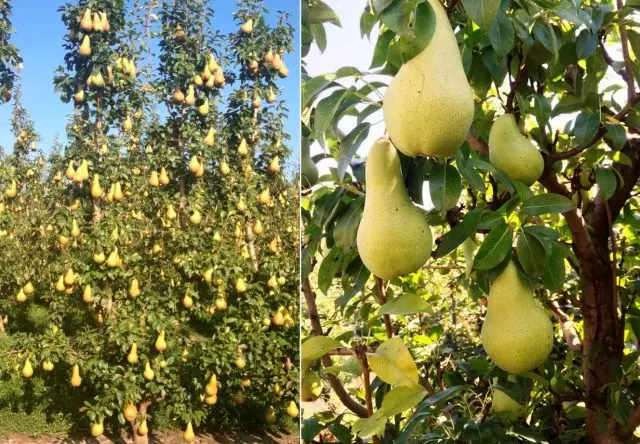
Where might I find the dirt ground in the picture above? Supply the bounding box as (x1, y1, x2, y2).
(0, 429, 299, 444)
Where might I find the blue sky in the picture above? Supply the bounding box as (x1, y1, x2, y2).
(0, 0, 300, 162)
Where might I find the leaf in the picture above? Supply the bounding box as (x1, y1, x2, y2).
(301, 417, 323, 442)
(474, 223, 513, 270)
(489, 10, 515, 57)
(333, 199, 363, 251)
(516, 232, 547, 277)
(307, 0, 341, 26)
(540, 243, 566, 292)
(429, 164, 463, 211)
(521, 194, 575, 217)
(434, 222, 468, 259)
(367, 337, 419, 387)
(455, 150, 486, 193)
(324, 355, 362, 377)
(380, 0, 408, 35)
(380, 293, 432, 315)
(370, 29, 395, 69)
(462, 0, 501, 30)
(605, 123, 627, 150)
(576, 30, 598, 59)
(318, 247, 341, 294)
(404, 2, 436, 61)
(512, 180, 533, 202)
(595, 167, 617, 199)
(574, 111, 600, 146)
(301, 336, 342, 363)
(338, 123, 370, 181)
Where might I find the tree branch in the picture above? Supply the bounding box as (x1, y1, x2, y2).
(616, 0, 636, 102)
(375, 277, 393, 339)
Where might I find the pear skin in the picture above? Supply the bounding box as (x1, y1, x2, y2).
(383, 0, 473, 158)
(356, 138, 433, 280)
(488, 114, 544, 186)
(480, 261, 553, 374)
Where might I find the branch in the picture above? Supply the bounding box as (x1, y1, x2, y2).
(446, 0, 460, 16)
(616, 0, 636, 102)
(545, 300, 582, 351)
(302, 277, 368, 418)
(375, 277, 393, 339)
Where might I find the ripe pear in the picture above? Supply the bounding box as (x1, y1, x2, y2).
(91, 175, 103, 199)
(92, 12, 104, 31)
(159, 167, 170, 185)
(266, 88, 276, 103)
(70, 364, 82, 387)
(113, 182, 123, 201)
(236, 278, 247, 293)
(356, 138, 433, 280)
(214, 298, 227, 310)
(268, 156, 280, 174)
(214, 71, 225, 87)
(197, 98, 209, 116)
(205, 374, 218, 395)
(204, 127, 215, 146)
(488, 114, 544, 186)
(124, 403, 138, 421)
(55, 276, 66, 292)
(383, 0, 473, 158)
(236, 356, 246, 369)
(22, 358, 33, 378)
(271, 311, 284, 326)
(127, 343, 139, 364)
(155, 330, 167, 352)
(101, 13, 110, 31)
(240, 18, 253, 33)
(64, 269, 76, 286)
(278, 64, 289, 78)
(237, 138, 249, 156)
(185, 85, 196, 105)
(5, 180, 17, 198)
(253, 219, 264, 235)
(42, 360, 54, 371)
(82, 285, 94, 303)
(257, 189, 271, 205)
(79, 35, 92, 56)
(23, 282, 34, 296)
(93, 251, 105, 264)
(204, 394, 217, 405)
(143, 362, 155, 380)
(166, 205, 177, 220)
(71, 220, 81, 238)
(80, 8, 93, 31)
(90, 421, 103, 437)
(73, 87, 85, 103)
(492, 382, 525, 419)
(189, 156, 202, 174)
(148, 171, 159, 187)
(203, 268, 214, 283)
(480, 261, 553, 374)
(264, 406, 277, 424)
(183, 422, 195, 443)
(173, 87, 185, 104)
(286, 401, 299, 418)
(107, 249, 120, 268)
(220, 161, 230, 175)
(264, 49, 275, 64)
(301, 138, 318, 187)
(236, 197, 246, 213)
(267, 275, 278, 288)
(129, 279, 141, 299)
(182, 294, 194, 308)
(302, 372, 323, 401)
(137, 417, 148, 436)
(190, 210, 202, 225)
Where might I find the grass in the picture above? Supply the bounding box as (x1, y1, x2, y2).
(0, 409, 71, 438)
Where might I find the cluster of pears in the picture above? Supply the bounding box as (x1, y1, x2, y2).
(357, 138, 433, 280)
(263, 48, 289, 78)
(148, 167, 170, 187)
(201, 372, 218, 405)
(65, 159, 90, 183)
(55, 268, 77, 294)
(270, 306, 294, 328)
(172, 53, 223, 115)
(480, 261, 553, 374)
(77, 9, 110, 57)
(15, 281, 34, 303)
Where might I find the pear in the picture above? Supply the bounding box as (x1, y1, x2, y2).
(252, 95, 261, 109)
(302, 372, 323, 401)
(101, 12, 110, 31)
(42, 360, 54, 371)
(233, 392, 246, 405)
(205, 373, 218, 396)
(189, 156, 202, 174)
(123, 404, 137, 421)
(173, 87, 185, 104)
(129, 279, 141, 298)
(182, 294, 194, 308)
(204, 394, 217, 405)
(257, 189, 271, 205)
(278, 64, 289, 78)
(159, 167, 170, 185)
(82, 285, 94, 303)
(197, 98, 209, 116)
(272, 53, 283, 70)
(214, 298, 227, 310)
(220, 162, 230, 175)
(23, 282, 34, 296)
(185, 85, 196, 105)
(271, 311, 284, 326)
(237, 138, 249, 156)
(166, 205, 177, 220)
(236, 278, 247, 293)
(137, 417, 148, 436)
(253, 219, 264, 235)
(143, 362, 155, 380)
(263, 49, 275, 64)
(267, 275, 278, 288)
(204, 127, 215, 146)
(356, 138, 433, 280)
(93, 251, 105, 264)
(123, 116, 133, 132)
(480, 261, 553, 374)
(90, 421, 103, 437)
(71, 220, 81, 238)
(70, 364, 82, 387)
(91, 174, 103, 199)
(80, 8, 93, 31)
(173, 25, 186, 40)
(22, 358, 33, 378)
(492, 378, 526, 419)
(268, 238, 278, 254)
(79, 35, 92, 56)
(107, 249, 120, 268)
(190, 210, 202, 225)
(286, 400, 299, 418)
(65, 161, 76, 180)
(266, 88, 276, 103)
(235, 355, 246, 369)
(55, 276, 66, 292)
(113, 182, 123, 201)
(155, 330, 167, 352)
(268, 156, 280, 174)
(203, 268, 214, 283)
(183, 422, 195, 443)
(73, 87, 85, 103)
(15, 289, 26, 302)
(240, 18, 254, 33)
(382, 0, 473, 158)
(214, 71, 225, 87)
(264, 406, 277, 424)
(92, 12, 104, 31)
(127, 343, 139, 364)
(5, 180, 17, 198)
(301, 138, 318, 187)
(64, 269, 76, 286)
(489, 114, 544, 186)
(148, 171, 159, 187)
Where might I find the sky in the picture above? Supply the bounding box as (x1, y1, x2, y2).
(0, 0, 300, 162)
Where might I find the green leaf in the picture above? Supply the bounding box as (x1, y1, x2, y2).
(489, 10, 515, 57)
(512, 180, 534, 202)
(429, 164, 463, 211)
(324, 355, 362, 376)
(404, 2, 436, 61)
(301, 417, 323, 442)
(370, 29, 395, 69)
(434, 222, 468, 258)
(516, 232, 547, 277)
(301, 335, 342, 363)
(595, 167, 617, 199)
(307, 0, 341, 26)
(604, 123, 627, 150)
(521, 194, 575, 217)
(540, 243, 566, 292)
(474, 222, 513, 270)
(333, 200, 363, 251)
(462, 0, 501, 29)
(455, 150, 486, 193)
(367, 337, 419, 387)
(318, 247, 341, 294)
(380, 293, 432, 315)
(338, 123, 370, 181)
(380, 0, 408, 35)
(574, 111, 600, 146)
(576, 30, 598, 59)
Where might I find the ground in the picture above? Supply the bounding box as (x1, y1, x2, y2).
(0, 429, 298, 443)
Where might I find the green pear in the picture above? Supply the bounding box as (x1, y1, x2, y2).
(488, 114, 544, 185)
(301, 372, 323, 402)
(301, 138, 318, 187)
(356, 138, 433, 280)
(480, 261, 553, 374)
(492, 377, 526, 419)
(383, 0, 473, 158)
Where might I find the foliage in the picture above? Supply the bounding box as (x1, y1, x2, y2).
(0, 0, 298, 441)
(301, 0, 640, 443)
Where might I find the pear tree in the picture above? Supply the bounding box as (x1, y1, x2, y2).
(302, 1, 640, 443)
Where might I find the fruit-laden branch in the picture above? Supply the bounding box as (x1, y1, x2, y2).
(302, 277, 368, 418)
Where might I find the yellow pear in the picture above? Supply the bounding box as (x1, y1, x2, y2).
(235, 355, 246, 369)
(492, 376, 526, 419)
(263, 49, 275, 64)
(240, 18, 254, 33)
(5, 180, 17, 198)
(183, 422, 195, 443)
(148, 171, 159, 187)
(65, 161, 76, 180)
(252, 95, 262, 109)
(166, 204, 177, 220)
(253, 219, 263, 235)
(268, 156, 280, 174)
(123, 116, 133, 132)
(237, 138, 249, 156)
(91, 174, 103, 199)
(220, 162, 230, 175)
(204, 127, 216, 146)
(42, 360, 54, 371)
(266, 88, 276, 103)
(481, 261, 553, 374)
(236, 197, 246, 213)
(214, 297, 227, 310)
(489, 114, 544, 186)
(113, 182, 123, 201)
(197, 98, 209, 116)
(203, 268, 214, 283)
(22, 358, 33, 378)
(23, 282, 34, 296)
(185, 85, 196, 105)
(302, 372, 323, 401)
(205, 374, 218, 396)
(129, 279, 141, 298)
(90, 421, 103, 437)
(155, 330, 167, 352)
(107, 249, 120, 268)
(143, 362, 154, 381)
(236, 278, 247, 293)
(182, 294, 194, 308)
(15, 289, 26, 302)
(193, 75, 204, 86)
(102, 12, 110, 31)
(137, 417, 148, 436)
(277, 276, 286, 285)
(286, 401, 299, 418)
(73, 87, 85, 103)
(64, 269, 76, 286)
(356, 138, 433, 280)
(204, 394, 217, 405)
(190, 210, 202, 225)
(271, 311, 284, 326)
(93, 251, 105, 264)
(80, 8, 93, 31)
(82, 285, 94, 303)
(127, 343, 139, 364)
(70, 364, 82, 387)
(189, 156, 202, 174)
(55, 276, 66, 292)
(382, 0, 473, 158)
(264, 406, 277, 424)
(214, 71, 225, 87)
(278, 64, 289, 78)
(79, 35, 92, 56)
(267, 275, 278, 288)
(257, 189, 271, 206)
(173, 87, 185, 104)
(159, 167, 170, 185)
(71, 220, 81, 238)
(92, 12, 104, 31)
(268, 238, 278, 254)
